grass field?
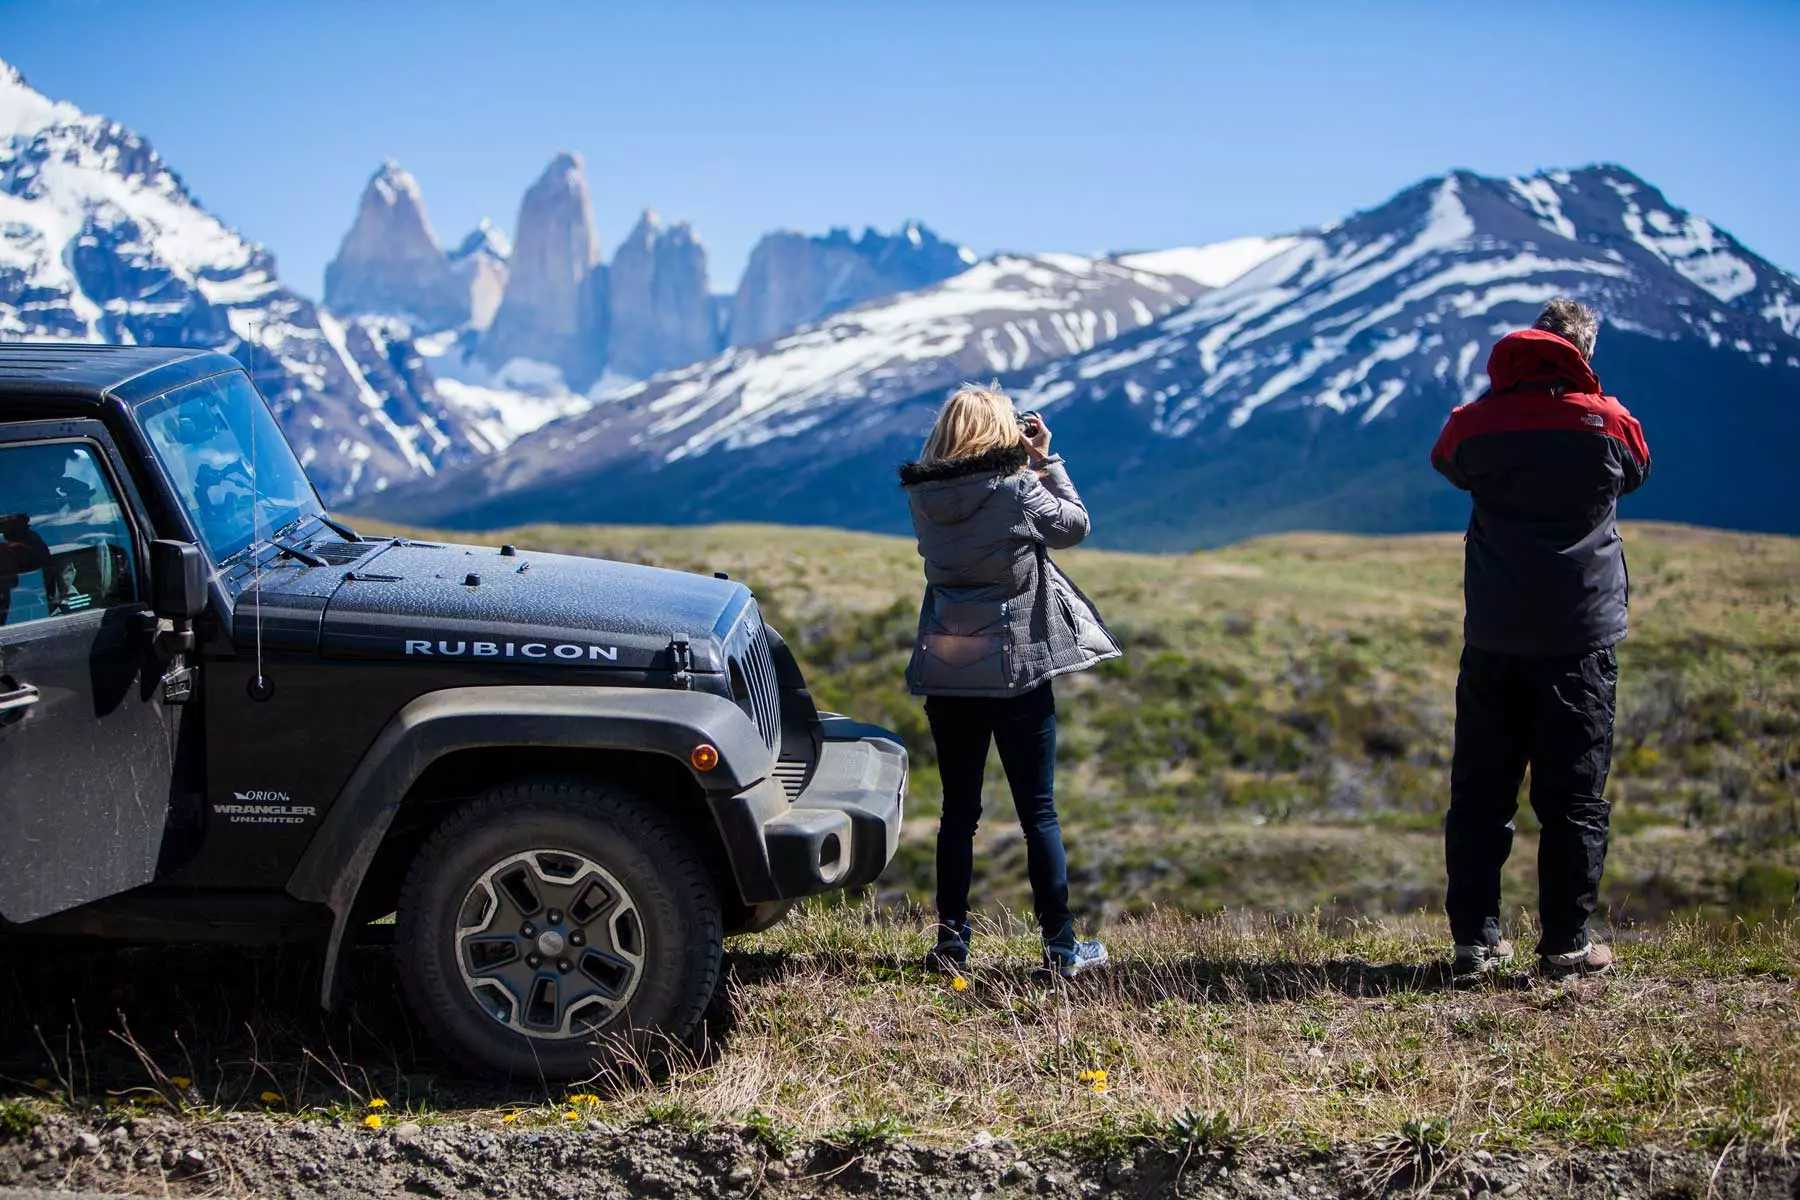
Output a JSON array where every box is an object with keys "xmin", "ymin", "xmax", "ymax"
[
  {"xmin": 3, "ymin": 522, "xmax": 1797, "ymax": 1193},
  {"xmin": 365, "ymin": 518, "xmax": 1800, "ymax": 933},
  {"xmin": 3, "ymin": 907, "xmax": 1795, "ymax": 1197}
]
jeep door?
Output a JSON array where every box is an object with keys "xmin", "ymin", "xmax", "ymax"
[{"xmin": 0, "ymin": 420, "xmax": 181, "ymax": 923}]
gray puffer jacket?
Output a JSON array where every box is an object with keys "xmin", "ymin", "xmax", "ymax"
[{"xmin": 899, "ymin": 444, "xmax": 1121, "ymax": 697}]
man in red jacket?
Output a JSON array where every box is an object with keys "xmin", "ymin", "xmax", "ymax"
[{"xmin": 1430, "ymin": 298, "xmax": 1650, "ymax": 981}]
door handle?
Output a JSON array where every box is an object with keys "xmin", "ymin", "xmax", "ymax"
[{"xmin": 0, "ymin": 683, "xmax": 41, "ymax": 714}]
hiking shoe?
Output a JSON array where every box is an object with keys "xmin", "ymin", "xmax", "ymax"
[
  {"xmin": 924, "ymin": 923, "xmax": 971, "ymax": 974},
  {"xmin": 1539, "ymin": 942, "xmax": 1613, "ymax": 978},
  {"xmin": 1450, "ymin": 939, "xmax": 1515, "ymax": 983},
  {"xmin": 1043, "ymin": 938, "xmax": 1109, "ymax": 979}
]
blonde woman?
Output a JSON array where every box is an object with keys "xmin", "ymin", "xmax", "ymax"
[{"xmin": 898, "ymin": 384, "xmax": 1121, "ymax": 977}]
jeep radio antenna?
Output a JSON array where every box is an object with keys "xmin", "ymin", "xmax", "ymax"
[{"xmin": 245, "ymin": 317, "xmax": 271, "ymax": 702}]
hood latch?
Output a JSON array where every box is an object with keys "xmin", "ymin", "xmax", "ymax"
[{"xmin": 668, "ymin": 636, "xmax": 693, "ymax": 689}]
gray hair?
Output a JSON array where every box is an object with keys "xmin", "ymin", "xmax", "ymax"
[{"xmin": 1532, "ymin": 298, "xmax": 1599, "ymax": 359}]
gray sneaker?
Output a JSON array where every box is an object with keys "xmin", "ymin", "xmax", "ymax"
[
  {"xmin": 1539, "ymin": 942, "xmax": 1613, "ymax": 978},
  {"xmin": 1044, "ymin": 938, "xmax": 1109, "ymax": 979},
  {"xmin": 1451, "ymin": 938, "xmax": 1515, "ymax": 983}
]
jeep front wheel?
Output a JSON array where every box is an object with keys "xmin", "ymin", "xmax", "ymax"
[{"xmin": 396, "ymin": 778, "xmax": 722, "ymax": 1080}]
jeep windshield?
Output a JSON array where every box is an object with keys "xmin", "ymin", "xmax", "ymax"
[{"xmin": 137, "ymin": 370, "xmax": 325, "ymax": 564}]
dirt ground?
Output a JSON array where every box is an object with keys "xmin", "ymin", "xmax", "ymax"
[{"xmin": 1, "ymin": 1108, "xmax": 1797, "ymax": 1200}]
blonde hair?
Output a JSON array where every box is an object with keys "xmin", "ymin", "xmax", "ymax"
[{"xmin": 920, "ymin": 383, "xmax": 1019, "ymax": 463}]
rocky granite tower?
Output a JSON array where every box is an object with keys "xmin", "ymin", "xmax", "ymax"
[
  {"xmin": 607, "ymin": 210, "xmax": 719, "ymax": 378},
  {"xmin": 479, "ymin": 153, "xmax": 606, "ymax": 387},
  {"xmin": 323, "ymin": 162, "xmax": 469, "ymax": 331}
]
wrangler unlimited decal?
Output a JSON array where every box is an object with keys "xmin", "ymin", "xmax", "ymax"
[
  {"xmin": 214, "ymin": 791, "xmax": 317, "ymax": 825},
  {"xmin": 404, "ymin": 639, "xmax": 620, "ymax": 661}
]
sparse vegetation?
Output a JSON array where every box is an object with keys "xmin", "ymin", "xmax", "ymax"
[
  {"xmin": 367, "ymin": 519, "xmax": 1800, "ymax": 927},
  {"xmin": 4, "ymin": 520, "xmax": 1791, "ymax": 1194}
]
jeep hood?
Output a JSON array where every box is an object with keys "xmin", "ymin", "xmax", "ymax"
[{"xmin": 236, "ymin": 539, "xmax": 750, "ymax": 671}]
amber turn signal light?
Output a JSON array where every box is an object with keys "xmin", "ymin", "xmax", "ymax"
[{"xmin": 690, "ymin": 743, "xmax": 720, "ymax": 772}]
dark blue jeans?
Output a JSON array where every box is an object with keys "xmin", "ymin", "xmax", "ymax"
[{"xmin": 925, "ymin": 682, "xmax": 1073, "ymax": 942}]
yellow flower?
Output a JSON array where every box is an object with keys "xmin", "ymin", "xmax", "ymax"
[
  {"xmin": 502, "ymin": 1112, "xmax": 520, "ymax": 1124},
  {"xmin": 1092, "ymin": 1081, "xmax": 1110, "ymax": 1094},
  {"xmin": 1077, "ymin": 1069, "xmax": 1109, "ymax": 1083},
  {"xmin": 567, "ymin": 1093, "xmax": 600, "ymax": 1104},
  {"xmin": 363, "ymin": 1114, "xmax": 383, "ymax": 1129},
  {"xmin": 951, "ymin": 976, "xmax": 968, "ymax": 992},
  {"xmin": 169, "ymin": 1076, "xmax": 192, "ymax": 1089},
  {"xmin": 260, "ymin": 1091, "xmax": 283, "ymax": 1104},
  {"xmin": 367, "ymin": 1098, "xmax": 388, "ymax": 1109},
  {"xmin": 563, "ymin": 1110, "xmax": 580, "ymax": 1121}
]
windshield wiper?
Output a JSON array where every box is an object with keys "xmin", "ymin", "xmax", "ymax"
[
  {"xmin": 319, "ymin": 513, "xmax": 362, "ymax": 541},
  {"xmin": 270, "ymin": 540, "xmax": 327, "ymax": 568}
]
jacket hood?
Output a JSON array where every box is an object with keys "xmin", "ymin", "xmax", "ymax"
[
  {"xmin": 899, "ymin": 444, "xmax": 1030, "ymax": 525},
  {"xmin": 1487, "ymin": 329, "xmax": 1600, "ymax": 395}
]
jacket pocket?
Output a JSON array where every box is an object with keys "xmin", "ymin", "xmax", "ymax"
[
  {"xmin": 915, "ymin": 632, "xmax": 1009, "ymax": 692},
  {"xmin": 928, "ymin": 593, "xmax": 1008, "ymax": 637}
]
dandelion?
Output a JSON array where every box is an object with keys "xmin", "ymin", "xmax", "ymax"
[
  {"xmin": 501, "ymin": 1112, "xmax": 520, "ymax": 1124},
  {"xmin": 169, "ymin": 1076, "xmax": 192, "ymax": 1089},
  {"xmin": 260, "ymin": 1091, "xmax": 283, "ymax": 1104},
  {"xmin": 951, "ymin": 976, "xmax": 968, "ymax": 992},
  {"xmin": 567, "ymin": 1093, "xmax": 600, "ymax": 1104},
  {"xmin": 367, "ymin": 1098, "xmax": 388, "ymax": 1109},
  {"xmin": 363, "ymin": 1114, "xmax": 383, "ymax": 1129},
  {"xmin": 1077, "ymin": 1069, "xmax": 1109, "ymax": 1084},
  {"xmin": 563, "ymin": 1110, "xmax": 580, "ymax": 1121},
  {"xmin": 1092, "ymin": 1081, "xmax": 1110, "ymax": 1094}
]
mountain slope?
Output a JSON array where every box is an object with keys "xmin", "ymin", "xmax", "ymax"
[
  {"xmin": 1013, "ymin": 165, "xmax": 1800, "ymax": 545},
  {"xmin": 373, "ymin": 251, "xmax": 1217, "ymax": 528},
  {"xmin": 0, "ymin": 59, "xmax": 482, "ymax": 500}
]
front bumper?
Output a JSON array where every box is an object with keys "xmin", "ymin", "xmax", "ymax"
[{"xmin": 713, "ymin": 717, "xmax": 906, "ymax": 903}]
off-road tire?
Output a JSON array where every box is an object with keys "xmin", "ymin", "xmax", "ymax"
[{"xmin": 396, "ymin": 777, "xmax": 722, "ymax": 1080}]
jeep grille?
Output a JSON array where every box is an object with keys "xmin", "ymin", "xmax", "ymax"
[{"xmin": 726, "ymin": 607, "xmax": 781, "ymax": 754}]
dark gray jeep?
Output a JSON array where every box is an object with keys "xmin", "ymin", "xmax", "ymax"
[{"xmin": 0, "ymin": 345, "xmax": 905, "ymax": 1078}]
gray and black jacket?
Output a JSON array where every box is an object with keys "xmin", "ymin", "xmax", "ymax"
[{"xmin": 899, "ymin": 444, "xmax": 1121, "ymax": 697}]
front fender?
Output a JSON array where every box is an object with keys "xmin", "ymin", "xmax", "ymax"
[{"xmin": 287, "ymin": 684, "xmax": 773, "ymax": 1006}]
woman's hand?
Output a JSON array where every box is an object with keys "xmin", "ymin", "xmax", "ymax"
[{"xmin": 1020, "ymin": 410, "xmax": 1052, "ymax": 462}]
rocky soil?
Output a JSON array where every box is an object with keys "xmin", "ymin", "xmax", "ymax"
[{"xmin": 2, "ymin": 1110, "xmax": 1795, "ymax": 1200}]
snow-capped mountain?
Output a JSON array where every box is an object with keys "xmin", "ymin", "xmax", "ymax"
[
  {"xmin": 1009, "ymin": 165, "xmax": 1800, "ymax": 544},
  {"xmin": 0, "ymin": 59, "xmax": 483, "ymax": 499},
  {"xmin": 373, "ymin": 251, "xmax": 1220, "ymax": 529},
  {"xmin": 376, "ymin": 165, "xmax": 1800, "ymax": 546}
]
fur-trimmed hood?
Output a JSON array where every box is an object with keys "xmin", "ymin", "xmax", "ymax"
[
  {"xmin": 898, "ymin": 444, "xmax": 1030, "ymax": 526},
  {"xmin": 897, "ymin": 444, "xmax": 1030, "ymax": 487}
]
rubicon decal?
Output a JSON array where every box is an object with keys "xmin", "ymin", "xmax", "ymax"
[
  {"xmin": 404, "ymin": 639, "xmax": 620, "ymax": 661},
  {"xmin": 214, "ymin": 790, "xmax": 316, "ymax": 825}
]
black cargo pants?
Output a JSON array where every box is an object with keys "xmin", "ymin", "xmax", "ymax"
[{"xmin": 1445, "ymin": 644, "xmax": 1618, "ymax": 956}]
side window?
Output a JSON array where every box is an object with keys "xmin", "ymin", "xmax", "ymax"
[{"xmin": 0, "ymin": 441, "xmax": 137, "ymax": 627}]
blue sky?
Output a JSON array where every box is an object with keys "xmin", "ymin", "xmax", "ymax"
[{"xmin": 5, "ymin": 0, "xmax": 1797, "ymax": 295}]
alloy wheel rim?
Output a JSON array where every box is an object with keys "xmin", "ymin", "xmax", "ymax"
[{"xmin": 454, "ymin": 849, "xmax": 645, "ymax": 1039}]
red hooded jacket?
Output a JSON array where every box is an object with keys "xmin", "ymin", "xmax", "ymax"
[{"xmin": 1430, "ymin": 330, "xmax": 1650, "ymax": 656}]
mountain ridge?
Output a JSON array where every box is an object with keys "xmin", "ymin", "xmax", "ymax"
[{"xmin": 372, "ymin": 163, "xmax": 1800, "ymax": 546}]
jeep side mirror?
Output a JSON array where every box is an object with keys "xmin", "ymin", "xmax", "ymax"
[{"xmin": 150, "ymin": 539, "xmax": 208, "ymax": 620}]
